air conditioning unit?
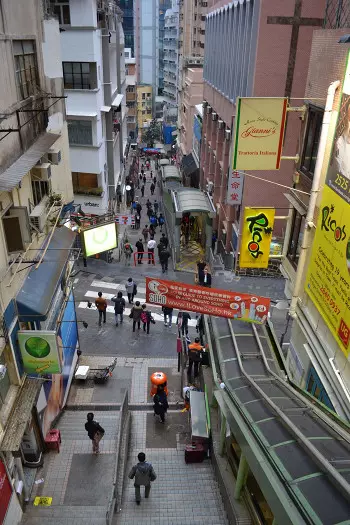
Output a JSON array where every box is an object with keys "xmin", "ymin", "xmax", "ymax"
[
  {"xmin": 48, "ymin": 148, "xmax": 62, "ymax": 165},
  {"xmin": 207, "ymin": 180, "xmax": 214, "ymax": 194},
  {"xmin": 29, "ymin": 200, "xmax": 47, "ymax": 231},
  {"xmin": 212, "ymin": 112, "xmax": 218, "ymax": 121},
  {"xmin": 31, "ymin": 163, "xmax": 52, "ymax": 181},
  {"xmin": 225, "ymin": 129, "xmax": 231, "ymax": 141},
  {"xmin": 218, "ymin": 120, "xmax": 224, "ymax": 129}
]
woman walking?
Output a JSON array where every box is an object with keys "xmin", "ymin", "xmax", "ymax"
[
  {"xmin": 130, "ymin": 301, "xmax": 143, "ymax": 332},
  {"xmin": 141, "ymin": 304, "xmax": 154, "ymax": 334},
  {"xmin": 125, "ymin": 277, "xmax": 137, "ymax": 304},
  {"xmin": 153, "ymin": 385, "xmax": 169, "ymax": 423},
  {"xmin": 85, "ymin": 413, "xmax": 105, "ymax": 454}
]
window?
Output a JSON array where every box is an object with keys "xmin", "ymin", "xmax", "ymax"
[
  {"xmin": 127, "ymin": 86, "xmax": 135, "ymax": 93},
  {"xmin": 2, "ymin": 207, "xmax": 31, "ymax": 253},
  {"xmin": 300, "ymin": 106, "xmax": 323, "ymax": 180},
  {"xmin": 72, "ymin": 172, "xmax": 98, "ymax": 192},
  {"xmin": 63, "ymin": 62, "xmax": 97, "ymax": 90},
  {"xmin": 53, "ymin": 0, "xmax": 70, "ymax": 25},
  {"xmin": 287, "ymin": 208, "xmax": 305, "ymax": 269},
  {"xmin": 13, "ymin": 40, "xmax": 39, "ymax": 101},
  {"xmin": 142, "ymin": 93, "xmax": 146, "ymax": 100},
  {"xmin": 147, "ymin": 93, "xmax": 151, "ymax": 98},
  {"xmin": 32, "ymin": 180, "xmax": 50, "ymax": 206},
  {"xmin": 68, "ymin": 120, "xmax": 93, "ymax": 145}
]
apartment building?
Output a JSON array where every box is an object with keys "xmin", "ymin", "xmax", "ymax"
[
  {"xmin": 163, "ymin": 0, "xmax": 179, "ymax": 108},
  {"xmin": 137, "ymin": 84, "xmax": 153, "ymax": 134},
  {"xmin": 201, "ymin": 0, "xmax": 325, "ymax": 270},
  {"xmin": 280, "ymin": 14, "xmax": 350, "ymax": 420},
  {"xmin": 158, "ymin": 0, "xmax": 172, "ymax": 95},
  {"xmin": 134, "ymin": 0, "xmax": 159, "ymax": 108},
  {"xmin": 125, "ymin": 48, "xmax": 137, "ymax": 140},
  {"xmin": 0, "ymin": 1, "xmax": 74, "ymax": 523},
  {"xmin": 57, "ymin": 0, "xmax": 126, "ymax": 215},
  {"xmin": 177, "ymin": 0, "xmax": 214, "ymax": 169},
  {"xmin": 119, "ymin": 0, "xmax": 134, "ymax": 55}
]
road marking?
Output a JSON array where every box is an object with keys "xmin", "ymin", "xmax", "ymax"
[
  {"xmin": 78, "ymin": 302, "xmax": 197, "ymax": 326},
  {"xmin": 85, "ymin": 290, "xmax": 160, "ymax": 308},
  {"xmin": 91, "ymin": 280, "xmax": 147, "ymax": 294}
]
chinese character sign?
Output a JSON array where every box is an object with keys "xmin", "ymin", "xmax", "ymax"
[
  {"xmin": 305, "ymin": 51, "xmax": 350, "ymax": 356},
  {"xmin": 240, "ymin": 208, "xmax": 275, "ymax": 268},
  {"xmin": 226, "ymin": 170, "xmax": 244, "ymax": 205},
  {"xmin": 145, "ymin": 277, "xmax": 270, "ymax": 322},
  {"xmin": 115, "ymin": 214, "xmax": 135, "ymax": 225},
  {"xmin": 232, "ymin": 97, "xmax": 287, "ymax": 170}
]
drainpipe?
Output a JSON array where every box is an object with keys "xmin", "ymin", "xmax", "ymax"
[
  {"xmin": 289, "ymin": 80, "xmax": 340, "ymax": 318},
  {"xmin": 115, "ymin": 15, "xmax": 124, "ymax": 179},
  {"xmin": 102, "ymin": 20, "xmax": 115, "ymax": 210}
]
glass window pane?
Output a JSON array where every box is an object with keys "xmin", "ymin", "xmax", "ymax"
[
  {"xmin": 53, "ymin": 5, "xmax": 62, "ymax": 24},
  {"xmin": 72, "ymin": 63, "xmax": 81, "ymax": 73},
  {"xmin": 64, "ymin": 73, "xmax": 73, "ymax": 87},
  {"xmin": 62, "ymin": 5, "xmax": 71, "ymax": 24},
  {"xmin": 73, "ymin": 74, "xmax": 82, "ymax": 88},
  {"xmin": 63, "ymin": 62, "xmax": 72, "ymax": 73},
  {"xmin": 13, "ymin": 41, "xmax": 23, "ymax": 55},
  {"xmin": 81, "ymin": 63, "xmax": 90, "ymax": 73},
  {"xmin": 22, "ymin": 41, "xmax": 34, "ymax": 54}
]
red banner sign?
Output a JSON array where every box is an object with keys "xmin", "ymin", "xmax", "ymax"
[
  {"xmin": 0, "ymin": 460, "xmax": 12, "ymax": 524},
  {"xmin": 145, "ymin": 277, "xmax": 270, "ymax": 322}
]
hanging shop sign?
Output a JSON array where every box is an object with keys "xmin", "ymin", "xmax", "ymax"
[
  {"xmin": 81, "ymin": 222, "xmax": 117, "ymax": 257},
  {"xmin": 240, "ymin": 208, "xmax": 275, "ymax": 268},
  {"xmin": 226, "ymin": 170, "xmax": 244, "ymax": 205},
  {"xmin": 115, "ymin": 214, "xmax": 135, "ymax": 226},
  {"xmin": 145, "ymin": 277, "xmax": 270, "ymax": 322},
  {"xmin": 232, "ymin": 97, "xmax": 288, "ymax": 170},
  {"xmin": 305, "ymin": 51, "xmax": 350, "ymax": 356},
  {"xmin": 18, "ymin": 331, "xmax": 62, "ymax": 374}
]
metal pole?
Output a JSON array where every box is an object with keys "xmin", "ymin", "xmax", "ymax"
[
  {"xmin": 234, "ymin": 454, "xmax": 249, "ymax": 500},
  {"xmin": 219, "ymin": 413, "xmax": 226, "ymax": 456}
]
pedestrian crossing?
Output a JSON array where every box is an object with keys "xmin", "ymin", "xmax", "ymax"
[{"xmin": 78, "ymin": 280, "xmax": 197, "ymax": 327}]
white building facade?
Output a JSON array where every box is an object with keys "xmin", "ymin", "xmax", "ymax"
[
  {"xmin": 163, "ymin": 0, "xmax": 179, "ymax": 108},
  {"xmin": 58, "ymin": 0, "xmax": 126, "ymax": 215}
]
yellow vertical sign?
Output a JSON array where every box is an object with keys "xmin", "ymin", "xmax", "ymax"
[{"xmin": 240, "ymin": 208, "xmax": 275, "ymax": 268}]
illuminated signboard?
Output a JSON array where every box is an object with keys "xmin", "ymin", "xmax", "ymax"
[{"xmin": 82, "ymin": 222, "xmax": 117, "ymax": 257}]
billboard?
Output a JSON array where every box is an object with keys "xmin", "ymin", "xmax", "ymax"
[
  {"xmin": 18, "ymin": 331, "xmax": 62, "ymax": 374},
  {"xmin": 240, "ymin": 208, "xmax": 275, "ymax": 268},
  {"xmin": 232, "ymin": 97, "xmax": 287, "ymax": 170},
  {"xmin": 82, "ymin": 222, "xmax": 117, "ymax": 257},
  {"xmin": 145, "ymin": 277, "xmax": 270, "ymax": 322},
  {"xmin": 305, "ymin": 51, "xmax": 350, "ymax": 355}
]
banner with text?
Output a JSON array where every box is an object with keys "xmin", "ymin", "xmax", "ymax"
[
  {"xmin": 305, "ymin": 51, "xmax": 350, "ymax": 355},
  {"xmin": 240, "ymin": 207, "xmax": 275, "ymax": 268},
  {"xmin": 226, "ymin": 170, "xmax": 244, "ymax": 205},
  {"xmin": 145, "ymin": 277, "xmax": 270, "ymax": 322},
  {"xmin": 233, "ymin": 97, "xmax": 287, "ymax": 170}
]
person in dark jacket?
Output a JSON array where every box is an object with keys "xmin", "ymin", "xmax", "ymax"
[
  {"xmin": 162, "ymin": 306, "xmax": 173, "ymax": 327},
  {"xmin": 158, "ymin": 213, "xmax": 165, "ymax": 231},
  {"xmin": 129, "ymin": 452, "xmax": 157, "ymax": 505},
  {"xmin": 136, "ymin": 238, "xmax": 144, "ymax": 264},
  {"xmin": 142, "ymin": 225, "xmax": 149, "ymax": 243},
  {"xmin": 150, "ymin": 182, "xmax": 155, "ymax": 195},
  {"xmin": 111, "ymin": 291, "xmax": 126, "ymax": 326},
  {"xmin": 160, "ymin": 233, "xmax": 169, "ymax": 248},
  {"xmin": 143, "ymin": 174, "xmax": 146, "ymax": 185},
  {"xmin": 146, "ymin": 198, "xmax": 152, "ymax": 209},
  {"xmin": 141, "ymin": 184, "xmax": 145, "ymax": 197},
  {"xmin": 153, "ymin": 384, "xmax": 169, "ymax": 423},
  {"xmin": 141, "ymin": 304, "xmax": 154, "ymax": 334},
  {"xmin": 147, "ymin": 207, "xmax": 153, "ymax": 219},
  {"xmin": 199, "ymin": 267, "xmax": 212, "ymax": 287},
  {"xmin": 131, "ymin": 301, "xmax": 143, "ymax": 332},
  {"xmin": 154, "ymin": 199, "xmax": 159, "ymax": 214},
  {"xmin": 85, "ymin": 412, "xmax": 105, "ymax": 454},
  {"xmin": 176, "ymin": 311, "xmax": 192, "ymax": 336},
  {"xmin": 159, "ymin": 247, "xmax": 170, "ymax": 273},
  {"xmin": 136, "ymin": 202, "xmax": 142, "ymax": 216}
]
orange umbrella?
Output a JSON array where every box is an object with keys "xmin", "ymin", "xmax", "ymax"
[{"xmin": 150, "ymin": 371, "xmax": 168, "ymax": 396}]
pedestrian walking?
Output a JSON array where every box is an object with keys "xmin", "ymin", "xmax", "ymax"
[
  {"xmin": 160, "ymin": 233, "xmax": 169, "ymax": 248},
  {"xmin": 147, "ymin": 238, "xmax": 156, "ymax": 264},
  {"xmin": 85, "ymin": 413, "xmax": 105, "ymax": 455},
  {"xmin": 141, "ymin": 304, "xmax": 154, "ymax": 334},
  {"xmin": 141, "ymin": 163, "xmax": 144, "ymax": 170},
  {"xmin": 130, "ymin": 301, "xmax": 143, "ymax": 332},
  {"xmin": 159, "ymin": 247, "xmax": 170, "ymax": 273},
  {"xmin": 146, "ymin": 199, "xmax": 152, "ymax": 209},
  {"xmin": 141, "ymin": 184, "xmax": 145, "ymax": 197},
  {"xmin": 128, "ymin": 452, "xmax": 157, "ymax": 505},
  {"xmin": 150, "ymin": 214, "xmax": 157, "ymax": 231},
  {"xmin": 136, "ymin": 238, "xmax": 144, "ymax": 264},
  {"xmin": 162, "ymin": 306, "xmax": 173, "ymax": 327},
  {"xmin": 153, "ymin": 384, "xmax": 169, "ymax": 423},
  {"xmin": 131, "ymin": 201, "xmax": 137, "ymax": 214},
  {"xmin": 111, "ymin": 291, "xmax": 126, "ymax": 326},
  {"xmin": 199, "ymin": 267, "xmax": 212, "ymax": 287},
  {"xmin": 136, "ymin": 202, "xmax": 142, "ymax": 216},
  {"xmin": 124, "ymin": 240, "xmax": 133, "ymax": 266},
  {"xmin": 142, "ymin": 225, "xmax": 149, "ymax": 242},
  {"xmin": 177, "ymin": 311, "xmax": 192, "ymax": 336},
  {"xmin": 154, "ymin": 199, "xmax": 159, "ymax": 214},
  {"xmin": 150, "ymin": 182, "xmax": 155, "ymax": 195},
  {"xmin": 150, "ymin": 170, "xmax": 153, "ymax": 178},
  {"xmin": 147, "ymin": 207, "xmax": 153, "ymax": 219},
  {"xmin": 125, "ymin": 277, "xmax": 137, "ymax": 304},
  {"xmin": 211, "ymin": 230, "xmax": 218, "ymax": 252},
  {"xmin": 153, "ymin": 175, "xmax": 157, "ymax": 185},
  {"xmin": 139, "ymin": 172, "xmax": 143, "ymax": 181},
  {"xmin": 158, "ymin": 213, "xmax": 165, "ymax": 231},
  {"xmin": 187, "ymin": 337, "xmax": 204, "ymax": 380},
  {"xmin": 157, "ymin": 240, "xmax": 164, "ymax": 260},
  {"xmin": 135, "ymin": 213, "xmax": 141, "ymax": 229},
  {"xmin": 143, "ymin": 175, "xmax": 146, "ymax": 185},
  {"xmin": 95, "ymin": 291, "xmax": 107, "ymax": 326}
]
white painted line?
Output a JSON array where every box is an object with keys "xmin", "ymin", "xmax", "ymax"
[
  {"xmin": 78, "ymin": 302, "xmax": 197, "ymax": 326},
  {"xmin": 91, "ymin": 280, "xmax": 147, "ymax": 295},
  {"xmin": 85, "ymin": 290, "xmax": 161, "ymax": 309}
]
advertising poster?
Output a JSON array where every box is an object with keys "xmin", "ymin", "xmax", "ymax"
[
  {"xmin": 18, "ymin": 331, "xmax": 61, "ymax": 374},
  {"xmin": 0, "ymin": 460, "xmax": 12, "ymax": 525},
  {"xmin": 82, "ymin": 222, "xmax": 117, "ymax": 257},
  {"xmin": 226, "ymin": 170, "xmax": 244, "ymax": 206},
  {"xmin": 232, "ymin": 97, "xmax": 287, "ymax": 170},
  {"xmin": 305, "ymin": 52, "xmax": 350, "ymax": 355},
  {"xmin": 145, "ymin": 277, "xmax": 270, "ymax": 322},
  {"xmin": 240, "ymin": 208, "xmax": 275, "ymax": 268},
  {"xmin": 115, "ymin": 214, "xmax": 135, "ymax": 226}
]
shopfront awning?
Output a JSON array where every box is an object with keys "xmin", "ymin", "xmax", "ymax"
[
  {"xmin": 16, "ymin": 227, "xmax": 76, "ymax": 321},
  {"xmin": 1, "ymin": 378, "xmax": 42, "ymax": 452},
  {"xmin": 0, "ymin": 133, "xmax": 59, "ymax": 192},
  {"xmin": 111, "ymin": 93, "xmax": 124, "ymax": 107},
  {"xmin": 182, "ymin": 153, "xmax": 197, "ymax": 176}
]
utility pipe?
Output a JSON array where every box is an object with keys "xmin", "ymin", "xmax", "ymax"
[{"xmin": 289, "ymin": 80, "xmax": 340, "ymax": 318}]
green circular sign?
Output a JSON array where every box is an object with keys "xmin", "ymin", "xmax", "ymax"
[
  {"xmin": 25, "ymin": 337, "xmax": 50, "ymax": 358},
  {"xmin": 93, "ymin": 228, "xmax": 108, "ymax": 245}
]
